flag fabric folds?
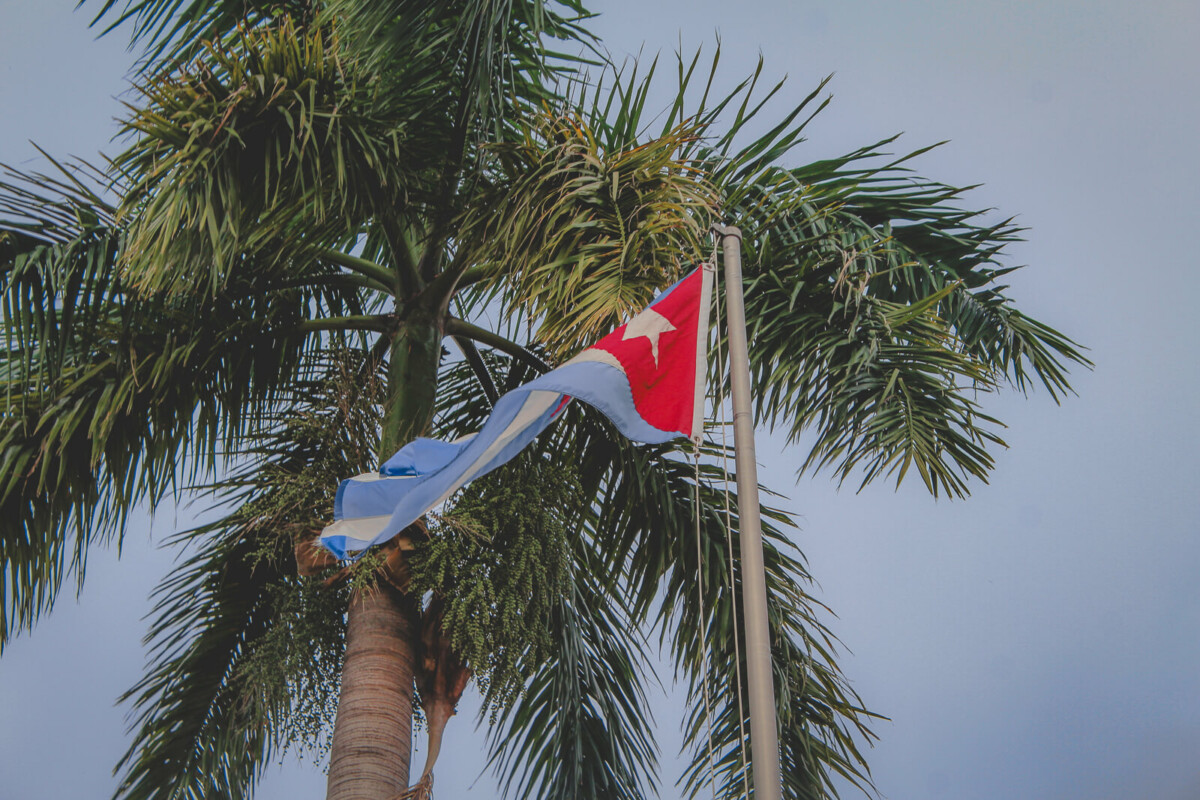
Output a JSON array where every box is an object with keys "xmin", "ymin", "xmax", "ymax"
[{"xmin": 320, "ymin": 264, "xmax": 714, "ymax": 559}]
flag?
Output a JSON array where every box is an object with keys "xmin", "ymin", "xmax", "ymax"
[{"xmin": 320, "ymin": 264, "xmax": 715, "ymax": 559}]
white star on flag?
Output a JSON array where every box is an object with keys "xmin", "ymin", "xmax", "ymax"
[{"xmin": 621, "ymin": 306, "xmax": 676, "ymax": 367}]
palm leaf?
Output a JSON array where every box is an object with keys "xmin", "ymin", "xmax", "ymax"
[
  {"xmin": 582, "ymin": 428, "xmax": 877, "ymax": 799},
  {"xmin": 483, "ymin": 528, "xmax": 660, "ymax": 800},
  {"xmin": 115, "ymin": 525, "xmax": 289, "ymax": 800},
  {"xmin": 83, "ymin": 0, "xmax": 312, "ymax": 68},
  {"xmin": 114, "ymin": 17, "xmax": 426, "ymax": 297},
  {"xmin": 458, "ymin": 110, "xmax": 718, "ymax": 359},
  {"xmin": 548, "ymin": 45, "xmax": 1088, "ymax": 496},
  {"xmin": 115, "ymin": 348, "xmax": 384, "ymax": 800},
  {"xmin": 0, "ymin": 159, "xmax": 361, "ymax": 651},
  {"xmin": 324, "ymin": 0, "xmax": 593, "ymax": 137}
]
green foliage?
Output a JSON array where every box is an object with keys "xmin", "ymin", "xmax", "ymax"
[
  {"xmin": 0, "ymin": 159, "xmax": 361, "ymax": 653},
  {"xmin": 116, "ymin": 17, "xmax": 417, "ymax": 296},
  {"xmin": 433, "ymin": 353, "xmax": 877, "ymax": 800},
  {"xmin": 87, "ymin": 0, "xmax": 316, "ymax": 67},
  {"xmin": 321, "ymin": 0, "xmax": 592, "ymax": 141},
  {"xmin": 487, "ymin": 552, "xmax": 661, "ymax": 800},
  {"xmin": 725, "ymin": 145, "xmax": 1091, "ymax": 496},
  {"xmin": 235, "ymin": 577, "xmax": 347, "ymax": 759},
  {"xmin": 114, "ymin": 347, "xmax": 384, "ymax": 800},
  {"xmin": 410, "ymin": 453, "xmax": 578, "ymax": 714},
  {"xmin": 460, "ymin": 111, "xmax": 718, "ymax": 358},
  {"xmin": 115, "ymin": 516, "xmax": 289, "ymax": 800}
]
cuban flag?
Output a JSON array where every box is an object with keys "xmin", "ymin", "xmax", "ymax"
[{"xmin": 320, "ymin": 264, "xmax": 715, "ymax": 559}]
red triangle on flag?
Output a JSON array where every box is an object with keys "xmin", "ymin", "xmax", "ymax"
[{"xmin": 589, "ymin": 268, "xmax": 708, "ymax": 438}]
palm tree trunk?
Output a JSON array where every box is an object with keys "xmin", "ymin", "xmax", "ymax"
[
  {"xmin": 326, "ymin": 313, "xmax": 443, "ymax": 800},
  {"xmin": 326, "ymin": 583, "xmax": 418, "ymax": 799}
]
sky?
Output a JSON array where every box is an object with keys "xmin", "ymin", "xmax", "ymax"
[{"xmin": 1, "ymin": 2, "xmax": 1198, "ymax": 799}]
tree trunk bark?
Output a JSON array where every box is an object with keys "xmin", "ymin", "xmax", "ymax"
[
  {"xmin": 326, "ymin": 583, "xmax": 418, "ymax": 800},
  {"xmin": 326, "ymin": 312, "xmax": 444, "ymax": 800}
]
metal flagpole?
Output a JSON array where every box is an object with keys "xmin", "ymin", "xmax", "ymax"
[{"xmin": 715, "ymin": 224, "xmax": 783, "ymax": 800}]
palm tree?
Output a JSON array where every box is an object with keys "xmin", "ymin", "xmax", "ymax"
[{"xmin": 0, "ymin": 2, "xmax": 1088, "ymax": 799}]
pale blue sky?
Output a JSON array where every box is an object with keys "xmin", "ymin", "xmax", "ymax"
[{"xmin": 1, "ymin": 2, "xmax": 1198, "ymax": 799}]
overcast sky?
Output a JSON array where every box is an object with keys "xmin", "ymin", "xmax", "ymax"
[{"xmin": 2, "ymin": 2, "xmax": 1198, "ymax": 799}]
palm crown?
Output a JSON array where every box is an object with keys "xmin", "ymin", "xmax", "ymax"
[{"xmin": 0, "ymin": 2, "xmax": 1088, "ymax": 799}]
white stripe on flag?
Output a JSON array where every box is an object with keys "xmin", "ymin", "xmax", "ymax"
[
  {"xmin": 565, "ymin": 347, "xmax": 626, "ymax": 371},
  {"xmin": 425, "ymin": 389, "xmax": 563, "ymax": 510},
  {"xmin": 322, "ymin": 515, "xmax": 391, "ymax": 545}
]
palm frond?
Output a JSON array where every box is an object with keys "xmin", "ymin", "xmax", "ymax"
[
  {"xmin": 83, "ymin": 0, "xmax": 313, "ymax": 67},
  {"xmin": 538, "ymin": 45, "xmax": 1087, "ymax": 497},
  {"xmin": 484, "ymin": 550, "xmax": 660, "ymax": 800},
  {"xmin": 583, "ymin": 427, "xmax": 878, "ymax": 799},
  {"xmin": 115, "ymin": 525, "xmax": 289, "ymax": 800},
  {"xmin": 459, "ymin": 110, "xmax": 718, "ymax": 358},
  {"xmin": 114, "ymin": 17, "xmax": 425, "ymax": 297},
  {"xmin": 115, "ymin": 347, "xmax": 384, "ymax": 800},
  {"xmin": 722, "ymin": 151, "xmax": 1087, "ymax": 495},
  {"xmin": 419, "ymin": 357, "xmax": 661, "ymax": 798},
  {"xmin": 0, "ymin": 159, "xmax": 359, "ymax": 651},
  {"xmin": 639, "ymin": 45, "xmax": 1088, "ymax": 494},
  {"xmin": 0, "ymin": 158, "xmax": 124, "ymax": 650},
  {"xmin": 743, "ymin": 262, "xmax": 1007, "ymax": 498},
  {"xmin": 325, "ymin": 0, "xmax": 593, "ymax": 138},
  {"xmin": 674, "ymin": 497, "xmax": 879, "ymax": 800}
]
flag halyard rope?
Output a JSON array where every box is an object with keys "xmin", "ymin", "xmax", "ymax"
[
  {"xmin": 695, "ymin": 248, "xmax": 720, "ymax": 800},
  {"xmin": 694, "ymin": 440, "xmax": 718, "ymax": 800}
]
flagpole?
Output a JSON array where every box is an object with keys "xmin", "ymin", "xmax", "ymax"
[{"xmin": 716, "ymin": 224, "xmax": 783, "ymax": 800}]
